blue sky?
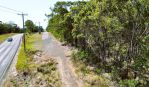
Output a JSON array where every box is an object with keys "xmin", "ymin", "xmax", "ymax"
[{"xmin": 0, "ymin": 0, "xmax": 78, "ymax": 28}]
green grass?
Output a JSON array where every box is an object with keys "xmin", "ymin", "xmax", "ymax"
[
  {"xmin": 16, "ymin": 33, "xmax": 42, "ymax": 71},
  {"xmin": 0, "ymin": 33, "xmax": 16, "ymax": 43}
]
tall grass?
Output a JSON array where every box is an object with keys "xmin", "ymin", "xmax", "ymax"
[{"xmin": 16, "ymin": 33, "xmax": 41, "ymax": 71}]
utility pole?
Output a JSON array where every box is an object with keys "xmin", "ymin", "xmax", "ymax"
[
  {"xmin": 18, "ymin": 12, "xmax": 28, "ymax": 51},
  {"xmin": 38, "ymin": 22, "xmax": 41, "ymax": 34}
]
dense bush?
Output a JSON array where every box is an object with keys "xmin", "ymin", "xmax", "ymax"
[{"xmin": 47, "ymin": 0, "xmax": 149, "ymax": 86}]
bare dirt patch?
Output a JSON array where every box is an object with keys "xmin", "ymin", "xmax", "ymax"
[{"xmin": 44, "ymin": 32, "xmax": 84, "ymax": 87}]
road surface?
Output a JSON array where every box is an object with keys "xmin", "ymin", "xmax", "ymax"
[{"xmin": 0, "ymin": 34, "xmax": 22, "ymax": 85}]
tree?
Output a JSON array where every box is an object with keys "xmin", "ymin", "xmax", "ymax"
[
  {"xmin": 25, "ymin": 20, "xmax": 35, "ymax": 33},
  {"xmin": 0, "ymin": 21, "xmax": 21, "ymax": 34},
  {"xmin": 47, "ymin": 0, "xmax": 149, "ymax": 86}
]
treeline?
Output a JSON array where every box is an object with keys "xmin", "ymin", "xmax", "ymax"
[
  {"xmin": 0, "ymin": 20, "xmax": 44, "ymax": 35},
  {"xmin": 25, "ymin": 20, "xmax": 44, "ymax": 33},
  {"xmin": 0, "ymin": 22, "xmax": 21, "ymax": 34},
  {"xmin": 47, "ymin": 0, "xmax": 149, "ymax": 86}
]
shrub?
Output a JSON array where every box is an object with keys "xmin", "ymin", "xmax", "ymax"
[
  {"xmin": 72, "ymin": 50, "xmax": 89, "ymax": 62},
  {"xmin": 119, "ymin": 79, "xmax": 139, "ymax": 87}
]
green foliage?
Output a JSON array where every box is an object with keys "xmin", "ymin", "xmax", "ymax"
[
  {"xmin": 0, "ymin": 22, "xmax": 21, "ymax": 34},
  {"xmin": 16, "ymin": 45, "xmax": 28, "ymax": 71},
  {"xmin": 25, "ymin": 20, "xmax": 40, "ymax": 33},
  {"xmin": 72, "ymin": 50, "xmax": 89, "ymax": 62},
  {"xmin": 47, "ymin": 0, "xmax": 149, "ymax": 86},
  {"xmin": 119, "ymin": 79, "xmax": 139, "ymax": 87},
  {"xmin": 48, "ymin": 28, "xmax": 64, "ymax": 41},
  {"xmin": 25, "ymin": 20, "xmax": 34, "ymax": 33},
  {"xmin": 16, "ymin": 33, "xmax": 41, "ymax": 71}
]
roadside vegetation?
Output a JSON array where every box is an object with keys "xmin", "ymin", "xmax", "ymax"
[
  {"xmin": 16, "ymin": 33, "xmax": 41, "ymax": 71},
  {"xmin": 0, "ymin": 33, "xmax": 15, "ymax": 43},
  {"xmin": 71, "ymin": 50, "xmax": 111, "ymax": 87},
  {"xmin": 47, "ymin": 0, "xmax": 149, "ymax": 87},
  {"xmin": 16, "ymin": 19, "xmax": 44, "ymax": 71},
  {"xmin": 36, "ymin": 59, "xmax": 61, "ymax": 87},
  {"xmin": 6, "ymin": 19, "xmax": 62, "ymax": 86},
  {"xmin": 9, "ymin": 31, "xmax": 62, "ymax": 86},
  {"xmin": 6, "ymin": 51, "xmax": 61, "ymax": 87}
]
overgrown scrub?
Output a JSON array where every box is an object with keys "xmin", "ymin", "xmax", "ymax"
[
  {"xmin": 119, "ymin": 79, "xmax": 139, "ymax": 87},
  {"xmin": 16, "ymin": 33, "xmax": 41, "ymax": 71},
  {"xmin": 72, "ymin": 50, "xmax": 89, "ymax": 62},
  {"xmin": 37, "ymin": 60, "xmax": 57, "ymax": 74},
  {"xmin": 36, "ymin": 59, "xmax": 61, "ymax": 87},
  {"xmin": 49, "ymin": 28, "xmax": 64, "ymax": 41},
  {"xmin": 71, "ymin": 50, "xmax": 110, "ymax": 87},
  {"xmin": 47, "ymin": 0, "xmax": 149, "ymax": 86}
]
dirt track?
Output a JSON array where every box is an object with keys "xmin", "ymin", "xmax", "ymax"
[{"xmin": 42, "ymin": 32, "xmax": 83, "ymax": 87}]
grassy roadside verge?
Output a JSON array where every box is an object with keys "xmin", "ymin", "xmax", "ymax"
[
  {"xmin": 9, "ymin": 33, "xmax": 62, "ymax": 87},
  {"xmin": 0, "ymin": 33, "xmax": 16, "ymax": 43},
  {"xmin": 16, "ymin": 33, "xmax": 41, "ymax": 71}
]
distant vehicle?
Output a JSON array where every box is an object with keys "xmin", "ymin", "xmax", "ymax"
[{"xmin": 7, "ymin": 37, "xmax": 13, "ymax": 42}]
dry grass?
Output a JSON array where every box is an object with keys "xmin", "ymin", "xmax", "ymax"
[
  {"xmin": 72, "ymin": 60, "xmax": 109, "ymax": 87},
  {"xmin": 5, "ymin": 58, "xmax": 61, "ymax": 87}
]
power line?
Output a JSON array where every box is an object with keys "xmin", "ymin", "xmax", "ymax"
[
  {"xmin": 0, "ymin": 8, "xmax": 17, "ymax": 14},
  {"xmin": 0, "ymin": 5, "xmax": 22, "ymax": 13},
  {"xmin": 0, "ymin": 5, "xmax": 28, "ymax": 51}
]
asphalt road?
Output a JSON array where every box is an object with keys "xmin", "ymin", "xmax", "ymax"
[{"xmin": 0, "ymin": 34, "xmax": 22, "ymax": 84}]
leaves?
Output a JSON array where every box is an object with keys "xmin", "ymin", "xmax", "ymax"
[{"xmin": 46, "ymin": 0, "xmax": 149, "ymax": 86}]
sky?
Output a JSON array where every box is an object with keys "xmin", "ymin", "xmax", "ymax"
[{"xmin": 0, "ymin": 0, "xmax": 78, "ymax": 29}]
